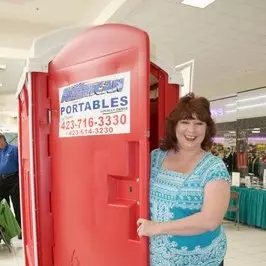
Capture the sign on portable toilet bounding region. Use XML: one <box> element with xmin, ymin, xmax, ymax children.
<box><xmin>17</xmin><ymin>24</ymin><xmax>181</xmax><ymax>266</ymax></box>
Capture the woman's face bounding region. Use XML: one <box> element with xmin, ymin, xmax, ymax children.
<box><xmin>175</xmin><ymin>116</ymin><xmax>207</xmax><ymax>151</ymax></box>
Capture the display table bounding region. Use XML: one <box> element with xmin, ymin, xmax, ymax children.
<box><xmin>225</xmin><ymin>186</ymin><xmax>266</xmax><ymax>229</ymax></box>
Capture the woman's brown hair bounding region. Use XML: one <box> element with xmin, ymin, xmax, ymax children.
<box><xmin>160</xmin><ymin>93</ymin><xmax>216</xmax><ymax>151</ymax></box>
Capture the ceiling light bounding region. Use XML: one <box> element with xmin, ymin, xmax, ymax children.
<box><xmin>226</xmin><ymin>102</ymin><xmax>266</xmax><ymax>112</ymax></box>
<box><xmin>252</xmin><ymin>130</ymin><xmax>260</xmax><ymax>134</ymax></box>
<box><xmin>238</xmin><ymin>102</ymin><xmax>266</xmax><ymax>110</ymax></box>
<box><xmin>225</xmin><ymin>103</ymin><xmax>237</xmax><ymax>107</ymax></box>
<box><xmin>253</xmin><ymin>128</ymin><xmax>260</xmax><ymax>130</ymax></box>
<box><xmin>225</xmin><ymin>109</ymin><xmax>236</xmax><ymax>113</ymax></box>
<box><xmin>0</xmin><ymin>64</ymin><xmax>6</xmax><ymax>70</ymax></box>
<box><xmin>237</xmin><ymin>95</ymin><xmax>266</xmax><ymax>103</ymax></box>
<box><xmin>0</xmin><ymin>83</ymin><xmax>2</xmax><ymax>87</ymax></box>
<box><xmin>181</xmin><ymin>0</ymin><xmax>216</xmax><ymax>8</ymax></box>
<box><xmin>0</xmin><ymin>111</ymin><xmax>18</xmax><ymax>118</ymax></box>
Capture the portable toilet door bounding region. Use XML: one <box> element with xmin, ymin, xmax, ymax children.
<box><xmin>49</xmin><ymin>23</ymin><xmax>150</xmax><ymax>266</ymax></box>
<box><xmin>18</xmin><ymin>23</ymin><xmax>180</xmax><ymax>266</ymax></box>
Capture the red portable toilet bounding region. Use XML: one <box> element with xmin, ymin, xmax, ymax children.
<box><xmin>17</xmin><ymin>24</ymin><xmax>181</xmax><ymax>266</ymax></box>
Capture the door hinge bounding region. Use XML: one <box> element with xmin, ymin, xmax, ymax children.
<box><xmin>48</xmin><ymin>109</ymin><xmax>52</xmax><ymax>124</ymax></box>
<box><xmin>39</xmin><ymin>108</ymin><xmax>52</xmax><ymax>125</ymax></box>
<box><xmin>145</xmin><ymin>130</ymin><xmax>150</xmax><ymax>138</ymax></box>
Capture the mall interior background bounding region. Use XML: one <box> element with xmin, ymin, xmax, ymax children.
<box><xmin>1</xmin><ymin>1</ymin><xmax>266</xmax><ymax>266</ymax></box>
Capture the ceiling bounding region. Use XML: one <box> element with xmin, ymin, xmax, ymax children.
<box><xmin>0</xmin><ymin>0</ymin><xmax>124</xmax><ymax>114</ymax></box>
<box><xmin>113</xmin><ymin>0</ymin><xmax>266</xmax><ymax>99</ymax></box>
<box><xmin>0</xmin><ymin>0</ymin><xmax>266</xmax><ymax>120</ymax></box>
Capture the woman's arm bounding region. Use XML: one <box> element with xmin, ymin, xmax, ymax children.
<box><xmin>137</xmin><ymin>180</ymin><xmax>230</xmax><ymax>237</ymax></box>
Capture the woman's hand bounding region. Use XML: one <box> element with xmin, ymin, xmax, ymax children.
<box><xmin>137</xmin><ymin>218</ymin><xmax>160</xmax><ymax>237</ymax></box>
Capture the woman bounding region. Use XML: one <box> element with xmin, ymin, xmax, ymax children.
<box><xmin>137</xmin><ymin>93</ymin><xmax>230</xmax><ymax>266</ymax></box>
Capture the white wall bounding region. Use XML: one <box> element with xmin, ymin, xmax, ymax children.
<box><xmin>210</xmin><ymin>96</ymin><xmax>237</xmax><ymax>123</ymax></box>
<box><xmin>210</xmin><ymin>87</ymin><xmax>266</xmax><ymax>123</ymax></box>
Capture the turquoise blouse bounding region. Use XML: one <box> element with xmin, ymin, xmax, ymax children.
<box><xmin>149</xmin><ymin>149</ymin><xmax>230</xmax><ymax>266</ymax></box>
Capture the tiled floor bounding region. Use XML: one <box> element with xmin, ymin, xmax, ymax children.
<box><xmin>223</xmin><ymin>222</ymin><xmax>266</xmax><ymax>266</ymax></box>
<box><xmin>1</xmin><ymin>222</ymin><xmax>266</xmax><ymax>266</ymax></box>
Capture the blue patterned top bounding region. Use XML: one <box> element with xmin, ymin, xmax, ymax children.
<box><xmin>149</xmin><ymin>149</ymin><xmax>230</xmax><ymax>266</ymax></box>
